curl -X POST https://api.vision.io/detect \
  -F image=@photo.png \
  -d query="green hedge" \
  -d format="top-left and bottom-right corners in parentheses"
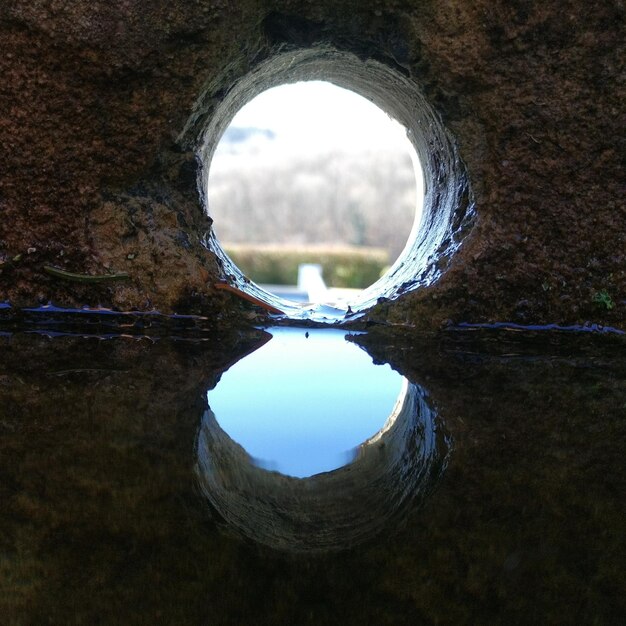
top-left (223, 244), bottom-right (389, 289)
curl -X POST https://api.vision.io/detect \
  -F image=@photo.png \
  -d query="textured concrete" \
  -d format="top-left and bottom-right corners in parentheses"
top-left (1, 1), bottom-right (624, 328)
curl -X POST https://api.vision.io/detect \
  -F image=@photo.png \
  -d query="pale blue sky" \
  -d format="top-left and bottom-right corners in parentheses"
top-left (207, 328), bottom-right (404, 478)
top-left (223, 80), bottom-right (416, 155)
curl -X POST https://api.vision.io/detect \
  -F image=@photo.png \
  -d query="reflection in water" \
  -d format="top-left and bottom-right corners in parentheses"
top-left (196, 328), bottom-right (448, 552)
top-left (207, 328), bottom-right (404, 477)
top-left (1, 331), bottom-right (624, 623)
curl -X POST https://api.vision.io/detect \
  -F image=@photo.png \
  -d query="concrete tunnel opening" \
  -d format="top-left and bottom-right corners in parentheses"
top-left (205, 79), bottom-right (422, 307)
top-left (191, 48), bottom-right (474, 321)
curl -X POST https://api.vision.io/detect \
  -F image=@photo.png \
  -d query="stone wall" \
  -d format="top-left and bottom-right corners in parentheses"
top-left (1, 1), bottom-right (623, 328)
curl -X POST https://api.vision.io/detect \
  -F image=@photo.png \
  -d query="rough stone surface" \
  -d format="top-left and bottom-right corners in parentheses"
top-left (1, 1), bottom-right (624, 327)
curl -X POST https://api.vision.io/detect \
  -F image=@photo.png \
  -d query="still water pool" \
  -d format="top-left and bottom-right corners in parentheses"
top-left (0, 326), bottom-right (624, 624)
top-left (197, 328), bottom-right (445, 551)
top-left (206, 328), bottom-right (405, 477)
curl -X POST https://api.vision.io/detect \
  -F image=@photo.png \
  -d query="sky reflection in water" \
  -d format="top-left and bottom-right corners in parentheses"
top-left (207, 328), bottom-right (404, 477)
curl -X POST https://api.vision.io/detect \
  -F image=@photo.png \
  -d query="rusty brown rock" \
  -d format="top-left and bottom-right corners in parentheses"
top-left (1, 1), bottom-right (624, 328)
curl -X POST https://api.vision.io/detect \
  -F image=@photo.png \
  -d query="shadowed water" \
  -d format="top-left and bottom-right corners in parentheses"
top-left (0, 327), bottom-right (624, 624)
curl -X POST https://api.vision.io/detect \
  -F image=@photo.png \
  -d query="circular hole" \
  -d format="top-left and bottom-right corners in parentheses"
top-left (197, 49), bottom-right (473, 321)
top-left (206, 80), bottom-right (423, 308)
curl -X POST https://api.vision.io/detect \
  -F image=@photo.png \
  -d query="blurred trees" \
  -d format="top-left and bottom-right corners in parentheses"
top-left (207, 144), bottom-right (419, 262)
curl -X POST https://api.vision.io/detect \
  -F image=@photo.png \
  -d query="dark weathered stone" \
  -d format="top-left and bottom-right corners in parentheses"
top-left (1, 1), bottom-right (624, 328)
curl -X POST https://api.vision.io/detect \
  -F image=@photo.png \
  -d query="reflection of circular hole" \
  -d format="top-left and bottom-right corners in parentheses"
top-left (196, 380), bottom-right (447, 553)
top-left (195, 328), bottom-right (449, 552)
top-left (206, 81), bottom-right (423, 306)
top-left (206, 327), bottom-right (405, 478)
top-left (198, 48), bottom-right (473, 320)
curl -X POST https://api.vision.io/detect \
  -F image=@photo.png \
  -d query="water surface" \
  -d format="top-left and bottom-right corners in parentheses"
top-left (208, 328), bottom-right (404, 477)
top-left (0, 328), bottom-right (624, 624)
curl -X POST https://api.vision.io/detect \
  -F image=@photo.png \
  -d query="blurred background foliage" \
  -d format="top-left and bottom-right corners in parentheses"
top-left (224, 243), bottom-right (389, 288)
